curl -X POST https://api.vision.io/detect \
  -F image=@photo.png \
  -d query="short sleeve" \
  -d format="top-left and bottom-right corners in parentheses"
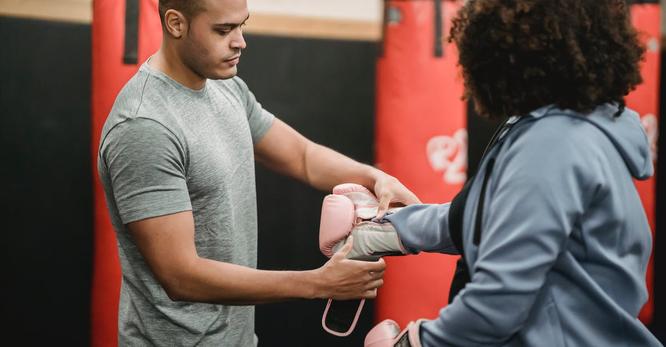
top-left (99, 118), bottom-right (192, 224)
top-left (231, 77), bottom-right (275, 144)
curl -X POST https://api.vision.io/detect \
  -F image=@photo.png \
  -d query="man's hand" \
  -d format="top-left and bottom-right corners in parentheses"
top-left (319, 184), bottom-right (410, 261)
top-left (373, 174), bottom-right (421, 218)
top-left (314, 237), bottom-right (386, 300)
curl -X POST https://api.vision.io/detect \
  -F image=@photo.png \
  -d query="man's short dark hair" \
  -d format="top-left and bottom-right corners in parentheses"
top-left (449, 0), bottom-right (645, 119)
top-left (159, 0), bottom-right (205, 26)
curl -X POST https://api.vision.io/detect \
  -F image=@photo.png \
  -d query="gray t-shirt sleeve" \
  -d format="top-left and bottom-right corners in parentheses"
top-left (100, 117), bottom-right (192, 224)
top-left (231, 76), bottom-right (275, 143)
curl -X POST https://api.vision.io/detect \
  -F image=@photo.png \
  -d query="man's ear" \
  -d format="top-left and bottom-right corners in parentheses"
top-left (164, 9), bottom-right (188, 39)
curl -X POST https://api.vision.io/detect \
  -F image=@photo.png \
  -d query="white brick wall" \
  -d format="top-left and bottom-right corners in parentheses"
top-left (248, 0), bottom-right (382, 23)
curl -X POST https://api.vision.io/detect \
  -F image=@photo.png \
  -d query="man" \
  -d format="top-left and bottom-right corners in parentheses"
top-left (97, 0), bottom-right (419, 345)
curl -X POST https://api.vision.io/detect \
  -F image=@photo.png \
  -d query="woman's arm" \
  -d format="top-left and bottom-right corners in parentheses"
top-left (385, 203), bottom-right (458, 255)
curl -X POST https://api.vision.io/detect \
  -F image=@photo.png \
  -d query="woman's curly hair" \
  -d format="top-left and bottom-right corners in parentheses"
top-left (449, 0), bottom-right (645, 119)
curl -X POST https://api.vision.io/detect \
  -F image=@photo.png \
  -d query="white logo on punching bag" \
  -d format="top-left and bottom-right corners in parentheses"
top-left (647, 37), bottom-right (659, 53)
top-left (427, 129), bottom-right (468, 185)
top-left (641, 114), bottom-right (658, 162)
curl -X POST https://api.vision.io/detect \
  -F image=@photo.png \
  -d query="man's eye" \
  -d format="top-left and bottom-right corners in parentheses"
top-left (216, 29), bottom-right (231, 35)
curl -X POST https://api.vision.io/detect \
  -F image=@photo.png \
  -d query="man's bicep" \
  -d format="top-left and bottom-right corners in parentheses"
top-left (102, 118), bottom-right (192, 224)
top-left (254, 118), bottom-right (309, 179)
top-left (127, 211), bottom-right (198, 291)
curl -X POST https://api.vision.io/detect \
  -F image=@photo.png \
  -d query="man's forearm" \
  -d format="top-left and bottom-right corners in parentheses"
top-left (164, 257), bottom-right (321, 305)
top-left (129, 209), bottom-right (386, 306)
top-left (303, 141), bottom-right (382, 192)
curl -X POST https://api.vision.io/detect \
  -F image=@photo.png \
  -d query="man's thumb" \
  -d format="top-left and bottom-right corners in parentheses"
top-left (335, 235), bottom-right (354, 258)
top-left (376, 197), bottom-right (391, 219)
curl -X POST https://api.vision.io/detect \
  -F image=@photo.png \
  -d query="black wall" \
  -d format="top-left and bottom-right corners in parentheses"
top-left (1, 14), bottom-right (664, 346)
top-left (0, 17), bottom-right (92, 345)
top-left (0, 15), bottom-right (379, 346)
top-left (239, 36), bottom-right (378, 346)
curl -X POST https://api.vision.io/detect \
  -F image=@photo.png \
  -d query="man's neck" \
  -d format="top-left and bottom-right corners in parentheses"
top-left (149, 47), bottom-right (206, 90)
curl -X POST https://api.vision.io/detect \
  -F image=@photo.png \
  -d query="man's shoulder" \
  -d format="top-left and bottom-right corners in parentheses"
top-left (209, 76), bottom-right (251, 99)
top-left (100, 88), bottom-right (178, 158)
top-left (104, 70), bottom-right (175, 133)
top-left (112, 70), bottom-right (147, 108)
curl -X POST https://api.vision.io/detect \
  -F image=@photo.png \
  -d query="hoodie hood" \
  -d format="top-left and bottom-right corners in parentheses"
top-left (529, 104), bottom-right (654, 180)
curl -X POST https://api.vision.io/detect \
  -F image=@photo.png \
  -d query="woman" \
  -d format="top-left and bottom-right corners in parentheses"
top-left (366, 0), bottom-right (661, 346)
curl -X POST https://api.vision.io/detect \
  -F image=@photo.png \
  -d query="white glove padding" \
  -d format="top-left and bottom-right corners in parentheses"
top-left (339, 221), bottom-right (407, 261)
top-left (333, 183), bottom-right (382, 220)
top-left (365, 319), bottom-right (425, 347)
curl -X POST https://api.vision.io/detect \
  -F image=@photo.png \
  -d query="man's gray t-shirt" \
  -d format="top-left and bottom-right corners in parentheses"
top-left (98, 62), bottom-right (274, 346)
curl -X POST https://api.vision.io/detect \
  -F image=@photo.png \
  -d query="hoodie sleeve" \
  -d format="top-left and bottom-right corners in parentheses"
top-left (419, 118), bottom-right (591, 346)
top-left (385, 203), bottom-right (459, 255)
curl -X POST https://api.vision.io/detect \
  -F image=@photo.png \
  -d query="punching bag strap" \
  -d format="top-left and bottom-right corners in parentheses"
top-left (123, 0), bottom-right (140, 65)
top-left (379, 0), bottom-right (390, 57)
top-left (434, 0), bottom-right (444, 57)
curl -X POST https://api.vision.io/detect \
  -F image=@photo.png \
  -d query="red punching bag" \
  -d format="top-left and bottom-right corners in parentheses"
top-left (375, 0), bottom-right (466, 326)
top-left (90, 0), bottom-right (161, 344)
top-left (627, 2), bottom-right (661, 325)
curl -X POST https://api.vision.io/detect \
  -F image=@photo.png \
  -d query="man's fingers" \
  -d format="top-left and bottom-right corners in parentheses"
top-left (366, 278), bottom-right (384, 290)
top-left (369, 269), bottom-right (385, 280)
top-left (393, 190), bottom-right (421, 206)
top-left (376, 196), bottom-right (392, 219)
top-left (363, 289), bottom-right (377, 299)
top-left (345, 257), bottom-right (386, 273)
top-left (365, 257), bottom-right (386, 272)
top-left (404, 191), bottom-right (422, 205)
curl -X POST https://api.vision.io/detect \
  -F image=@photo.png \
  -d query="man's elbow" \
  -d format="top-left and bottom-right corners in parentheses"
top-left (154, 266), bottom-right (198, 302)
top-left (155, 275), bottom-right (188, 301)
top-left (163, 282), bottom-right (189, 301)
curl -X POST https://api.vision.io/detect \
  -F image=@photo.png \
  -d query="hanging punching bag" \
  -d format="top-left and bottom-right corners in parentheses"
top-left (627, 1), bottom-right (661, 325)
top-left (90, 0), bottom-right (161, 345)
top-left (375, 0), bottom-right (466, 327)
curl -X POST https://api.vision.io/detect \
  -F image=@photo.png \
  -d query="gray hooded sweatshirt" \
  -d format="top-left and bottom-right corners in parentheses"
top-left (386, 104), bottom-right (661, 346)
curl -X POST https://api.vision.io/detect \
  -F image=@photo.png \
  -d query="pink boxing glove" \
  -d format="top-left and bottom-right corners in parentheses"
top-left (365, 319), bottom-right (425, 347)
top-left (333, 183), bottom-right (382, 220)
top-left (318, 184), bottom-right (408, 337)
top-left (319, 183), bottom-right (407, 261)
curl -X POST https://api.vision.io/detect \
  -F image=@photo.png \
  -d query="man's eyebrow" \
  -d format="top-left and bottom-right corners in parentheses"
top-left (213, 14), bottom-right (250, 28)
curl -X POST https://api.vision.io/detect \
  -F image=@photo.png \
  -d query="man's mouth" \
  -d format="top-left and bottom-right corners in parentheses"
top-left (224, 54), bottom-right (241, 62)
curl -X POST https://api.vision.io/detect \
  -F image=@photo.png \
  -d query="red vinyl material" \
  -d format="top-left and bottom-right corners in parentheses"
top-left (91, 0), bottom-right (161, 345)
top-left (375, 0), bottom-right (466, 327)
top-left (628, 3), bottom-right (661, 325)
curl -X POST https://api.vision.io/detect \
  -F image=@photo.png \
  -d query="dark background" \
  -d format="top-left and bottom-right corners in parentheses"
top-left (1, 15), bottom-right (663, 345)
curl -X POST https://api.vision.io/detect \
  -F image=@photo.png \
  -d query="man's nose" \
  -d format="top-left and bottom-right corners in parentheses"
top-left (231, 28), bottom-right (247, 50)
